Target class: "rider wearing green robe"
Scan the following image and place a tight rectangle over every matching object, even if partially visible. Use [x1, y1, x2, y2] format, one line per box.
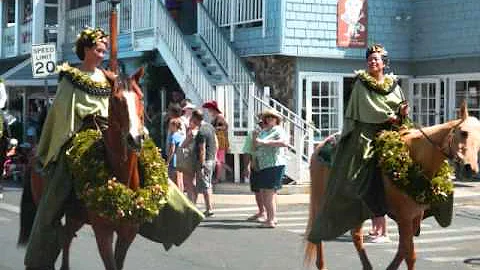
[308, 44, 408, 242]
[25, 60, 111, 268]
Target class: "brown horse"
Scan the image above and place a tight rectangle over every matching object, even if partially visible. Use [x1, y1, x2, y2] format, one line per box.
[305, 102, 480, 270]
[19, 67, 146, 270]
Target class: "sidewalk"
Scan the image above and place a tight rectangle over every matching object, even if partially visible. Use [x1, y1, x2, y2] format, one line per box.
[206, 181, 480, 206]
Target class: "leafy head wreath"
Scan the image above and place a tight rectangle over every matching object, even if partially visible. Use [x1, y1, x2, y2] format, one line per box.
[74, 27, 109, 61]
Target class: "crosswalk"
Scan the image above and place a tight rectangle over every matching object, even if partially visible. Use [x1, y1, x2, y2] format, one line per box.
[201, 205, 480, 265]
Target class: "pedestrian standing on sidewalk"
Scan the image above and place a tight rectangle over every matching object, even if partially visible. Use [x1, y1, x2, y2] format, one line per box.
[166, 118, 186, 192]
[255, 109, 288, 228]
[242, 120, 266, 222]
[202, 100, 229, 184]
[187, 109, 217, 217]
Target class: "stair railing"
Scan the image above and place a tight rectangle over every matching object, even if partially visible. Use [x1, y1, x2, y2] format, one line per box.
[131, 0, 215, 104]
[198, 3, 321, 159]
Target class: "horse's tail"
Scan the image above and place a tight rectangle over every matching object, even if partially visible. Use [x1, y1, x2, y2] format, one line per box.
[304, 144, 328, 267]
[17, 166, 38, 246]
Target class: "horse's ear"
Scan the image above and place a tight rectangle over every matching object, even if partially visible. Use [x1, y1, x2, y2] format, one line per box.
[459, 99, 469, 120]
[131, 67, 144, 83]
[102, 69, 117, 83]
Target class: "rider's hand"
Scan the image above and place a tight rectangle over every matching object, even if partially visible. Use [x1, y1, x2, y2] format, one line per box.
[399, 103, 409, 117]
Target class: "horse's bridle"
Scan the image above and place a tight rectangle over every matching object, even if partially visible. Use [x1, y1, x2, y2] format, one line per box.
[411, 118, 465, 164]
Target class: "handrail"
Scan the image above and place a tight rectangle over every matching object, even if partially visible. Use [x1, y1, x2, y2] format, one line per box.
[152, 1, 215, 102]
[198, 2, 320, 143]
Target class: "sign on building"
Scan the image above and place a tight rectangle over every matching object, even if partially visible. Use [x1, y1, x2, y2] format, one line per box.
[31, 43, 57, 78]
[337, 0, 368, 48]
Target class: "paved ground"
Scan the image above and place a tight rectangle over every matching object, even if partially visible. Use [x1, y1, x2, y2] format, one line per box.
[0, 180, 479, 270]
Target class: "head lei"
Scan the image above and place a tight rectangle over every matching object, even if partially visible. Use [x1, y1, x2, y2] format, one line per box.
[74, 27, 109, 60]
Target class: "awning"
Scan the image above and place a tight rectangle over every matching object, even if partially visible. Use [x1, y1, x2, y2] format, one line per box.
[0, 55, 30, 76]
[1, 57, 58, 87]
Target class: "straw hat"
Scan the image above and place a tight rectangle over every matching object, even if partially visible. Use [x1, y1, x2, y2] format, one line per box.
[183, 101, 196, 110]
[202, 100, 222, 114]
[260, 109, 283, 123]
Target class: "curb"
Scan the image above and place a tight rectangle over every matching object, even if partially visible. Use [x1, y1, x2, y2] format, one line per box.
[213, 183, 310, 195]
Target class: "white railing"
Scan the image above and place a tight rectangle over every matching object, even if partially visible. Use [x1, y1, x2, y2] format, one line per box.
[198, 4, 259, 132]
[65, 1, 132, 43]
[199, 2, 321, 178]
[2, 26, 15, 57]
[66, 5, 90, 42]
[148, 1, 215, 103]
[132, 0, 154, 31]
[203, 0, 265, 41]
[19, 21, 32, 54]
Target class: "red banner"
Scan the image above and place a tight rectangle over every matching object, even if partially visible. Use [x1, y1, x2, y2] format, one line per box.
[337, 0, 368, 48]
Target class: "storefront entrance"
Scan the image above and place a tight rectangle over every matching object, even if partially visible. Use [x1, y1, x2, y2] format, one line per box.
[302, 75, 344, 142]
[451, 77, 480, 119]
[408, 78, 445, 126]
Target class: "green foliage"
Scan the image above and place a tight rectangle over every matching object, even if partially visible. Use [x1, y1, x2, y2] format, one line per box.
[376, 131, 454, 204]
[66, 130, 169, 223]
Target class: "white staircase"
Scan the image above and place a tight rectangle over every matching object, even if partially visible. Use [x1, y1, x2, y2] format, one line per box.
[128, 0, 321, 184]
[197, 3, 322, 183]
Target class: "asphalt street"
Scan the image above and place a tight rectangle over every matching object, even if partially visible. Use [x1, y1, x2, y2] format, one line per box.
[0, 183, 480, 270]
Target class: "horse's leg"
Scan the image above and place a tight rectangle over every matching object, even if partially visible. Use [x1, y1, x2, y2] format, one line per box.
[91, 221, 117, 270]
[386, 222, 404, 270]
[397, 219, 416, 270]
[315, 242, 327, 270]
[60, 216, 84, 270]
[114, 225, 138, 270]
[351, 224, 372, 270]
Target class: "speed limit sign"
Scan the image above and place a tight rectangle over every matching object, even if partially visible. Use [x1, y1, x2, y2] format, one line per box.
[32, 43, 57, 78]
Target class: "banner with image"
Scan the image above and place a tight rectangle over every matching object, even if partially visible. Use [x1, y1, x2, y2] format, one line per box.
[337, 0, 368, 48]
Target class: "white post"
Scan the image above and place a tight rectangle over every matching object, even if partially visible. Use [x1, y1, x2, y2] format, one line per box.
[229, 0, 235, 42]
[32, 0, 46, 44]
[153, 0, 158, 42]
[262, 0, 266, 38]
[91, 0, 95, 28]
[57, 0, 66, 59]
[263, 86, 270, 103]
[21, 89, 27, 142]
[0, 1, 4, 57]
[234, 153, 240, 183]
[130, 0, 134, 49]
[248, 83, 254, 130]
[14, 0, 20, 55]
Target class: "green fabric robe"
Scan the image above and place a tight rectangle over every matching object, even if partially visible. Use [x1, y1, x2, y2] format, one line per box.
[26, 68, 110, 268]
[36, 68, 109, 167]
[308, 77, 405, 242]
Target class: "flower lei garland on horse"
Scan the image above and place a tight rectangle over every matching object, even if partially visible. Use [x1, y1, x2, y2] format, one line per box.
[66, 129, 170, 223]
[376, 130, 455, 204]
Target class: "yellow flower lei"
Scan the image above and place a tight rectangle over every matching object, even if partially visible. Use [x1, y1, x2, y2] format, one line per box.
[57, 63, 111, 96]
[376, 131, 454, 204]
[355, 70, 397, 94]
[66, 130, 170, 222]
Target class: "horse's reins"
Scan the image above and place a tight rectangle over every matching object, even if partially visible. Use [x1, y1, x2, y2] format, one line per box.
[406, 115, 464, 163]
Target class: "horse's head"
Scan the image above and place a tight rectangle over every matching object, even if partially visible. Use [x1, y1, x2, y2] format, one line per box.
[108, 67, 145, 151]
[450, 102, 480, 177]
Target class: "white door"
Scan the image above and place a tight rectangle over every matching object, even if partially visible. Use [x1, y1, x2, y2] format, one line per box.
[450, 78, 480, 119]
[305, 76, 343, 140]
[408, 79, 444, 126]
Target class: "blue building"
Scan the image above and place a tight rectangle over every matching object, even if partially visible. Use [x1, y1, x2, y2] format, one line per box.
[0, 0, 479, 183]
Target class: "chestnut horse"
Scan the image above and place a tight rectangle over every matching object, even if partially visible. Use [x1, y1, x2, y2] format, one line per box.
[18, 67, 146, 270]
[305, 103, 480, 270]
